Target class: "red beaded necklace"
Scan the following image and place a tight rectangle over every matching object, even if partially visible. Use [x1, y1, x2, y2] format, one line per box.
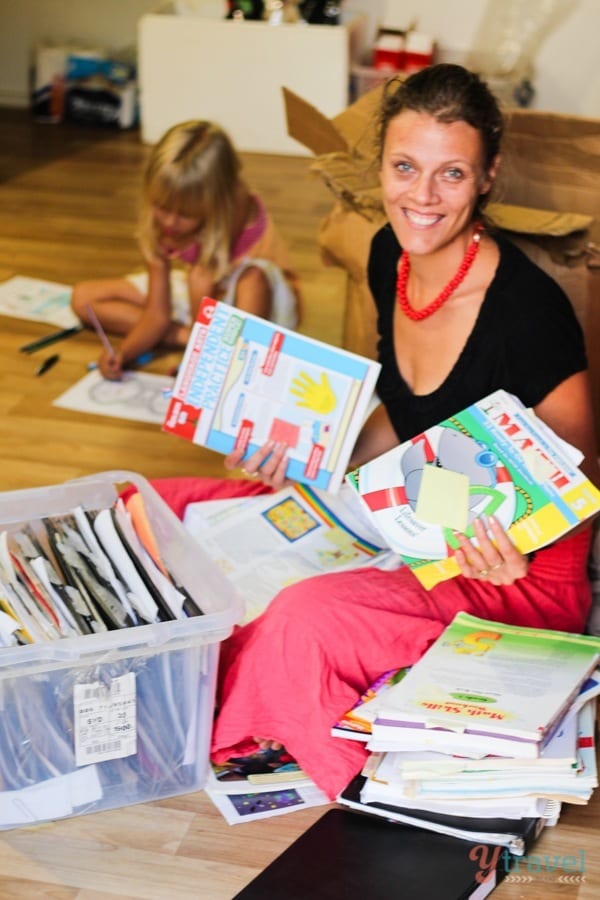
[396, 222, 484, 321]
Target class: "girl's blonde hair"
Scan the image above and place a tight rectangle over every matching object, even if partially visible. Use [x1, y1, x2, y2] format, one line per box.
[138, 120, 242, 280]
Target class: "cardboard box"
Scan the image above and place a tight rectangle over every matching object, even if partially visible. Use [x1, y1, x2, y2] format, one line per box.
[65, 54, 138, 129]
[0, 471, 242, 830]
[31, 46, 138, 128]
[283, 86, 600, 439]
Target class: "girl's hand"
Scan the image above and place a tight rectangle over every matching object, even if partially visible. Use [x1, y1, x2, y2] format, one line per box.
[152, 245, 174, 264]
[99, 348, 124, 381]
[453, 515, 530, 585]
[224, 440, 291, 490]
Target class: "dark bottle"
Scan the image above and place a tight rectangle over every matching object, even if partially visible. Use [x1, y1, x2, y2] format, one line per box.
[299, 1, 342, 25]
[226, 1, 265, 19]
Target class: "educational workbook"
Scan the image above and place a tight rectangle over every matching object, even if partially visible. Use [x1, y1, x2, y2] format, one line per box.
[162, 297, 381, 493]
[371, 612, 600, 759]
[346, 389, 600, 588]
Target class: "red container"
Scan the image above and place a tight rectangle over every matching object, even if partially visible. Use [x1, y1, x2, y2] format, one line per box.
[373, 34, 405, 72]
[404, 33, 434, 73]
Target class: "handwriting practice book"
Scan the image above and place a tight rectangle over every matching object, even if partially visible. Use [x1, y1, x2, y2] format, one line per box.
[162, 297, 381, 493]
[371, 612, 600, 759]
[346, 389, 600, 588]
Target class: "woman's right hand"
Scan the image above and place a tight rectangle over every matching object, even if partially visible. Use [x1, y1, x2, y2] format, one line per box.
[224, 440, 290, 490]
[99, 348, 125, 381]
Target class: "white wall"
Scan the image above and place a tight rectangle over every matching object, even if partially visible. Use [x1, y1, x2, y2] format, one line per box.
[1, 0, 599, 117]
[344, 0, 600, 117]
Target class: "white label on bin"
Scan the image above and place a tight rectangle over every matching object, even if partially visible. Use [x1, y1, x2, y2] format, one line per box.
[73, 673, 137, 766]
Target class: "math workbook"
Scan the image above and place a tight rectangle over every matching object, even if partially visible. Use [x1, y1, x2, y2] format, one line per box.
[162, 298, 381, 493]
[370, 612, 600, 760]
[346, 389, 600, 587]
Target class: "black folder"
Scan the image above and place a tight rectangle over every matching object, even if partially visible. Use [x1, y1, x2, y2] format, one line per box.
[233, 807, 511, 900]
[338, 774, 544, 856]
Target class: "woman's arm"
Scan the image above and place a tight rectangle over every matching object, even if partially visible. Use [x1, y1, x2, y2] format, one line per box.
[348, 402, 399, 469]
[533, 370, 600, 488]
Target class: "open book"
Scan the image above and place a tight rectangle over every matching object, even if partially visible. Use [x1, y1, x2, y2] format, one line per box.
[184, 482, 400, 625]
[162, 297, 381, 493]
[346, 389, 600, 588]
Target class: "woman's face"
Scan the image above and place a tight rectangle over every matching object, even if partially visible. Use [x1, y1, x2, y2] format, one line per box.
[379, 110, 497, 257]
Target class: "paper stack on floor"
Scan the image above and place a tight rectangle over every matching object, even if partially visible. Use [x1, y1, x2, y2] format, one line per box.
[335, 612, 600, 852]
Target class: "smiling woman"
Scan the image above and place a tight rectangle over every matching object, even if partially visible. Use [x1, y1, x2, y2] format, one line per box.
[149, 64, 600, 804]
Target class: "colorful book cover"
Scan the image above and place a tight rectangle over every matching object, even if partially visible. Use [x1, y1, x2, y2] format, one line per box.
[346, 389, 600, 588]
[373, 612, 600, 757]
[331, 667, 408, 740]
[162, 297, 381, 493]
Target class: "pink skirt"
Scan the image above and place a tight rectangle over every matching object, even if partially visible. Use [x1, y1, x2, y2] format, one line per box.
[152, 476, 593, 800]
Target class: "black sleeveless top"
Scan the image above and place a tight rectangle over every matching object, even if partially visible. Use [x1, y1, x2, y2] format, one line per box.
[367, 224, 587, 442]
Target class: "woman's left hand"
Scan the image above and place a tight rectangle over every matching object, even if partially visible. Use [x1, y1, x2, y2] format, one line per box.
[453, 515, 530, 585]
[224, 440, 291, 490]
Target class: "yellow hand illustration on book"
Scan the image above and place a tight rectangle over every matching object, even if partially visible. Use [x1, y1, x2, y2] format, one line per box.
[290, 371, 337, 414]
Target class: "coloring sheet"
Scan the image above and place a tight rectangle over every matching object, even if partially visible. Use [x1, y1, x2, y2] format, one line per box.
[0, 276, 80, 328]
[53, 369, 175, 425]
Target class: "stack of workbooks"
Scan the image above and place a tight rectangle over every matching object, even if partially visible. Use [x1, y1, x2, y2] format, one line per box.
[335, 612, 600, 854]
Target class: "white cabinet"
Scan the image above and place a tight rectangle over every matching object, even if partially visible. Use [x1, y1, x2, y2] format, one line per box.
[138, 14, 367, 154]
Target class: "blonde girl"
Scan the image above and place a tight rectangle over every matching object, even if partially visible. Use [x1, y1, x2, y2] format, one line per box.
[71, 120, 299, 379]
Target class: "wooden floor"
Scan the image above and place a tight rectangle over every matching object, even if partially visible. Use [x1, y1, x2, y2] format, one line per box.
[0, 109, 598, 899]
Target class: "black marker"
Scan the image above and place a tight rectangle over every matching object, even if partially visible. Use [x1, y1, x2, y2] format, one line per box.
[20, 324, 83, 354]
[35, 353, 60, 376]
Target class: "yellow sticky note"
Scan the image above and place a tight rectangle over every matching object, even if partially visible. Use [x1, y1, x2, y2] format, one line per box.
[415, 464, 470, 532]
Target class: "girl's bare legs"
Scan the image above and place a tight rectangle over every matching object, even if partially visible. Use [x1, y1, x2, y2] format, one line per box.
[71, 278, 147, 335]
[162, 320, 192, 349]
[72, 278, 191, 349]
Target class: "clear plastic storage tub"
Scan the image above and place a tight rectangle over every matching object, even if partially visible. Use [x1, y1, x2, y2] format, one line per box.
[0, 471, 243, 830]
